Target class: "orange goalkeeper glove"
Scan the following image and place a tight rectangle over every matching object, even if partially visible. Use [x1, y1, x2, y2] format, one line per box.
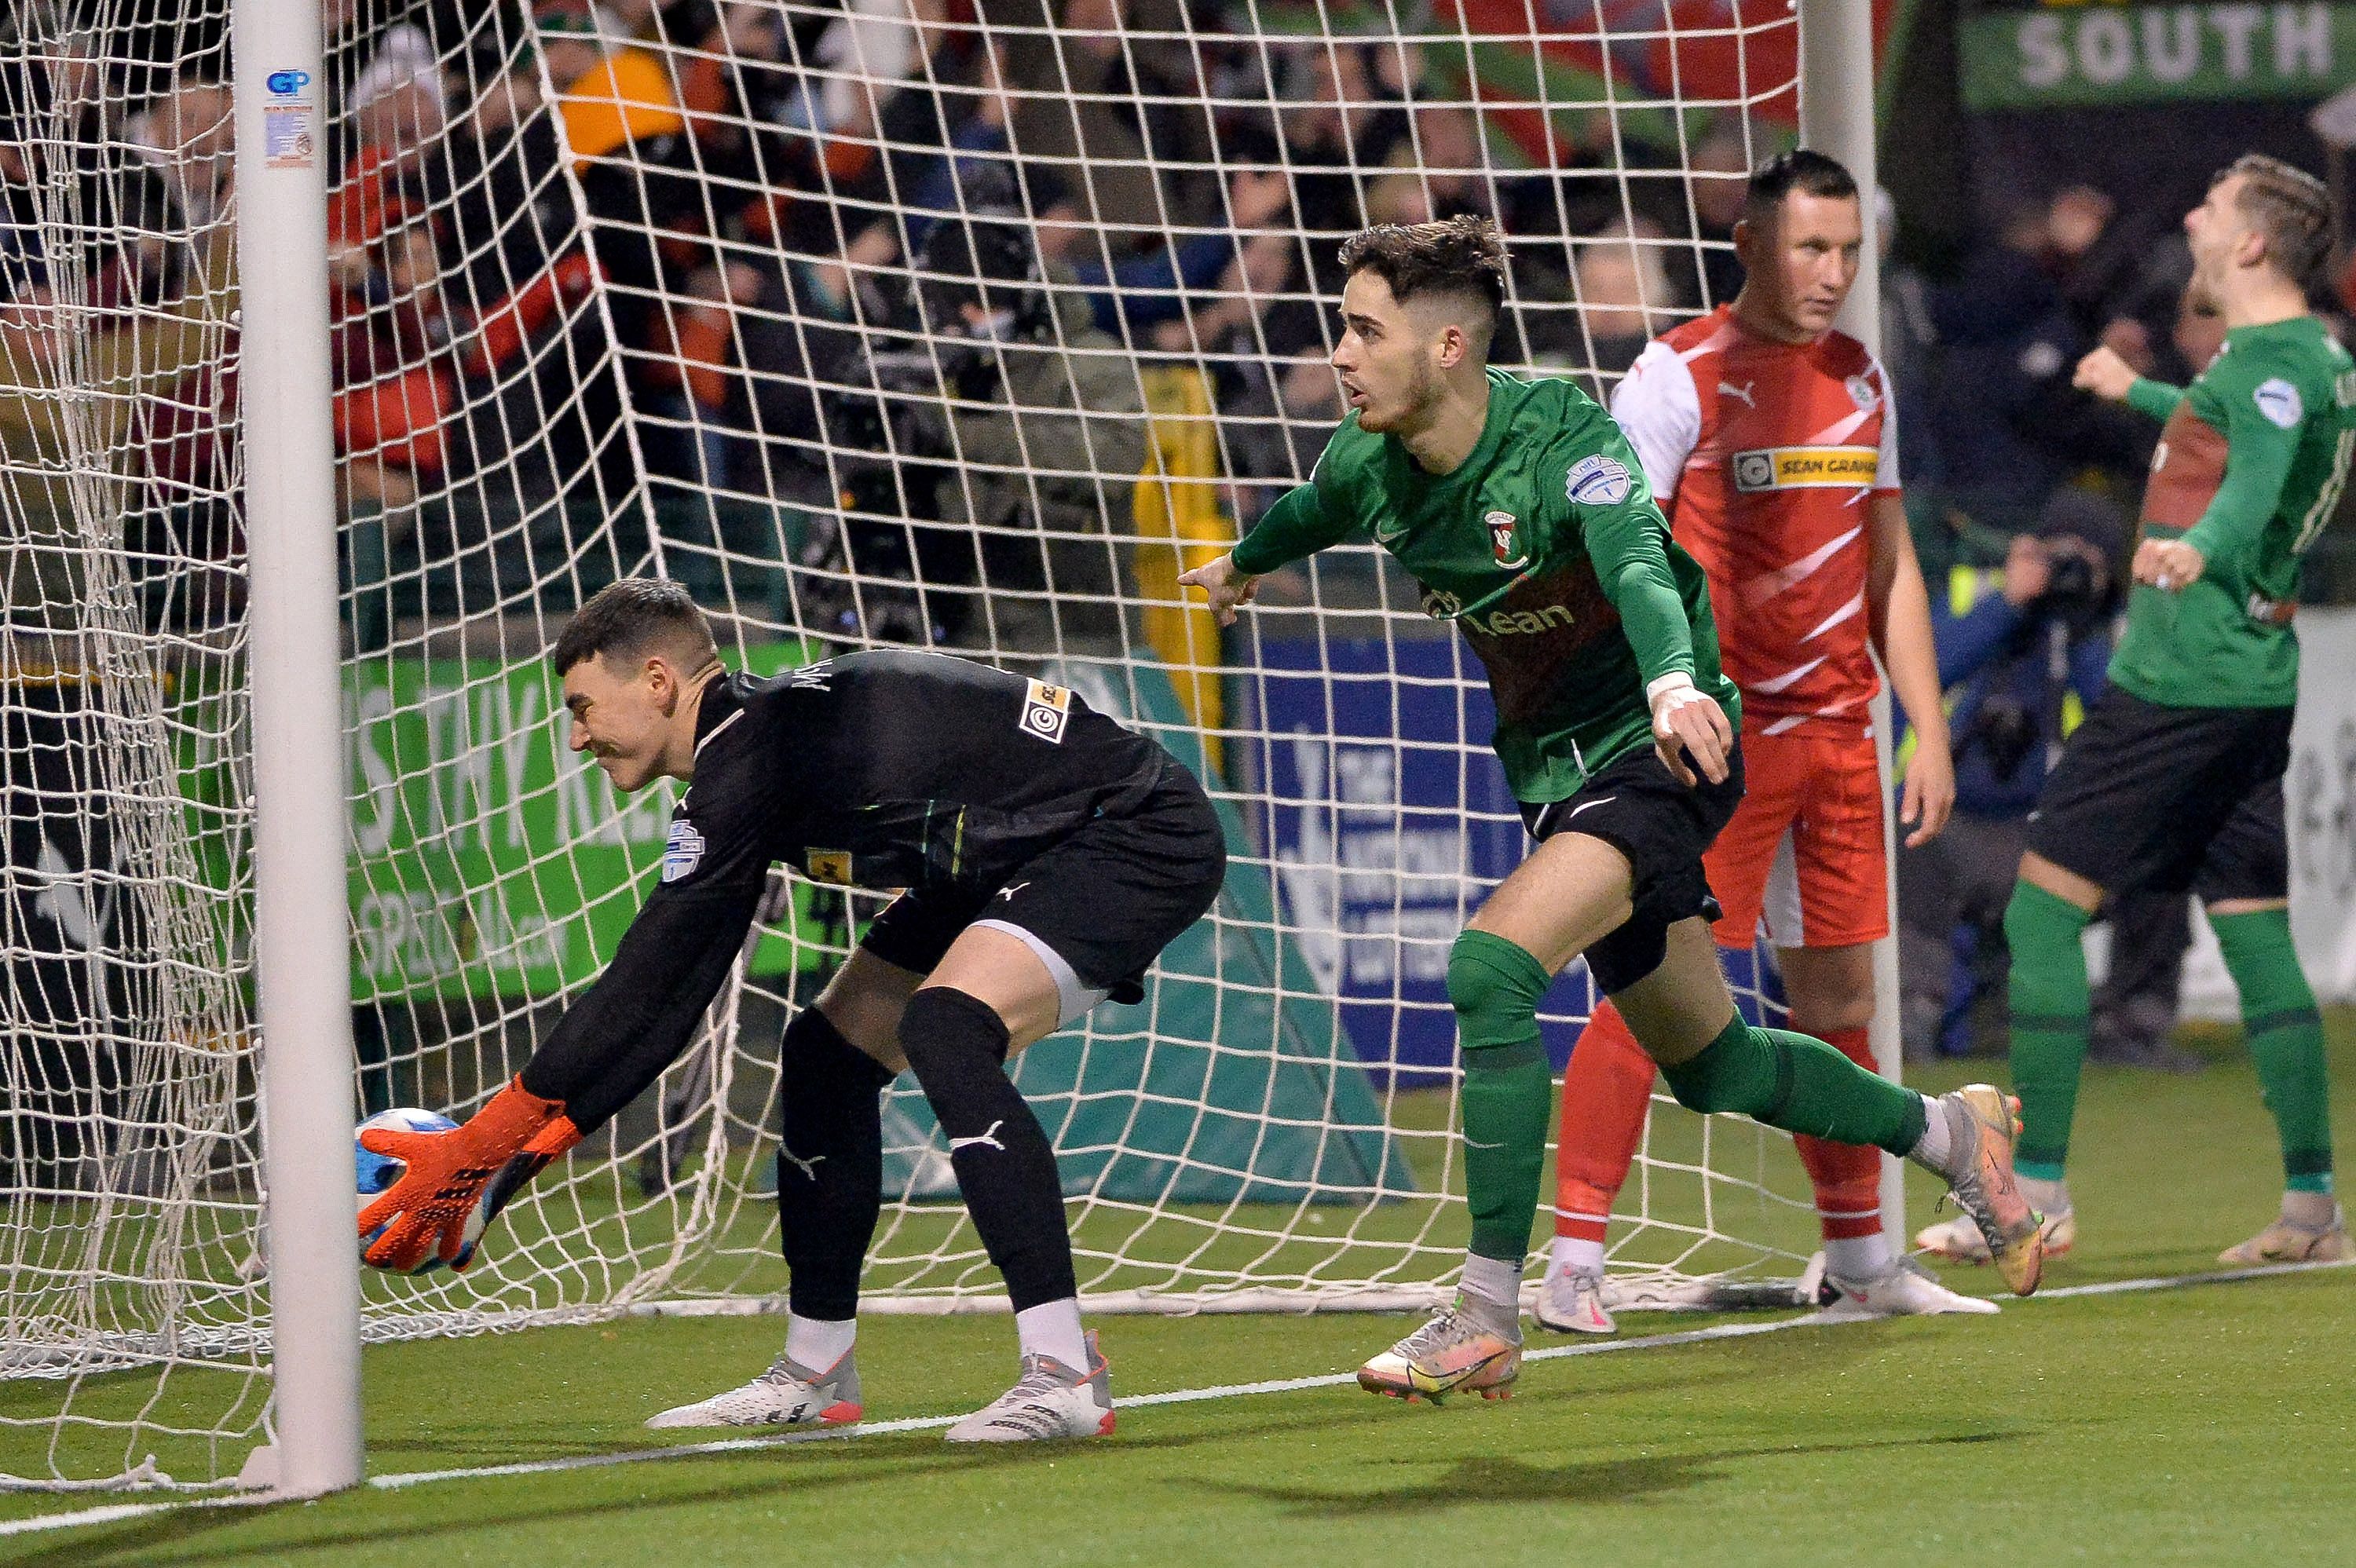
[357, 1078, 581, 1274]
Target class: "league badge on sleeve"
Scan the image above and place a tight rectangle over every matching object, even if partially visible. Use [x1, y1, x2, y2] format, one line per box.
[1485, 510, 1527, 568]
[2255, 378, 2304, 429]
[661, 819, 707, 883]
[1565, 452, 1632, 507]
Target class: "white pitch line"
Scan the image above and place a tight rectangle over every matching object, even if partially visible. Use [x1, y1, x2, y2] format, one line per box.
[2, 1255, 2345, 1542]
[2025, 1255, 2352, 1299]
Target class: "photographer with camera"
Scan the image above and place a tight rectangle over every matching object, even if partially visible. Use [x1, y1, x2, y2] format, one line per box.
[810, 197, 1146, 652]
[1896, 492, 2120, 1062]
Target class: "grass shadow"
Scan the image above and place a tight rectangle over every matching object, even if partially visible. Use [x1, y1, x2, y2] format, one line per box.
[1187, 1427, 2027, 1517]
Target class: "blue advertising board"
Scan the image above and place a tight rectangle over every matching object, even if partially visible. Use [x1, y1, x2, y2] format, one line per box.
[1248, 634, 1607, 1078]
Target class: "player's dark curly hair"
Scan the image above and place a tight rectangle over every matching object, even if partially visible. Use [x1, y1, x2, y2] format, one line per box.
[2217, 153, 2333, 288]
[551, 577, 719, 677]
[1744, 148, 1858, 225]
[1337, 215, 1508, 327]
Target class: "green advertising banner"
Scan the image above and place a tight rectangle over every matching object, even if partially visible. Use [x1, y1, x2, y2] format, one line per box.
[341, 641, 817, 1001]
[1959, 2, 2356, 111]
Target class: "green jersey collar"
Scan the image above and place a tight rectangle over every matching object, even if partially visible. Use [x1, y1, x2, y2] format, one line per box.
[2222, 314, 2326, 351]
[1384, 367, 1520, 494]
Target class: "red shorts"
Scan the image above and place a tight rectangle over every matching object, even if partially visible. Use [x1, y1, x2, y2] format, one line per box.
[1704, 727, 1889, 950]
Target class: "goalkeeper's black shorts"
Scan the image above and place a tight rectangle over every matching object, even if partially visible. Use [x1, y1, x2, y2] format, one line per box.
[859, 755, 1225, 1024]
[2025, 686, 2291, 901]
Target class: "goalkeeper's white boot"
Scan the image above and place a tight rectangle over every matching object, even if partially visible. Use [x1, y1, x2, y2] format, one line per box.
[944, 1330, 1115, 1443]
[1916, 1204, 2076, 1264]
[1817, 1255, 1999, 1320]
[1531, 1263, 1616, 1335]
[1357, 1293, 1522, 1403]
[645, 1347, 862, 1430]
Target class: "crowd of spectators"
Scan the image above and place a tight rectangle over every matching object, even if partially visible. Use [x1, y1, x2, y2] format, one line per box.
[9, 2, 2356, 1056]
[7, 0, 1765, 641]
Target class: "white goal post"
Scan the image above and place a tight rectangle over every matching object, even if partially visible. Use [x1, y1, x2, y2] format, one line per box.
[232, 0, 364, 1499]
[0, 0, 1888, 1493]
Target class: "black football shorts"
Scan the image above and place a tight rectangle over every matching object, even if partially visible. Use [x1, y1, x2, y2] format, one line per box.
[1522, 741, 1747, 995]
[2026, 686, 2291, 902]
[862, 755, 1227, 1023]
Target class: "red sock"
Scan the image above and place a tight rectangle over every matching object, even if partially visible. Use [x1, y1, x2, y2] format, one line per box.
[1552, 1001, 1656, 1241]
[1791, 1025, 1883, 1242]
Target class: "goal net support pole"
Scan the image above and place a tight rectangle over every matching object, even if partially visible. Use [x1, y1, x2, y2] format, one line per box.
[1800, 0, 1905, 1248]
[232, 0, 364, 1498]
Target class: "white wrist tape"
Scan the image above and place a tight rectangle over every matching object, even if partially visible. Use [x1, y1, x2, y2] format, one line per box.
[1646, 672, 1696, 706]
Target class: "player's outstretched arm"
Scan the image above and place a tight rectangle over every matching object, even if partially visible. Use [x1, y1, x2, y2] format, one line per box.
[1183, 481, 1359, 624]
[2076, 345, 2187, 423]
[1176, 551, 1260, 627]
[359, 795, 768, 1273]
[1865, 492, 1954, 846]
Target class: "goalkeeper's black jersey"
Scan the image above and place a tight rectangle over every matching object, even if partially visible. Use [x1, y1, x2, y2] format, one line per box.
[522, 649, 1167, 1127]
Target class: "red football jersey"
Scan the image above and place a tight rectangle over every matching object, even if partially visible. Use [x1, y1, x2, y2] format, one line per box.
[1611, 305, 1901, 739]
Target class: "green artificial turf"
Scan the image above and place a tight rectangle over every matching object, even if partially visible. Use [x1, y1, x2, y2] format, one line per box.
[5, 1018, 2354, 1566]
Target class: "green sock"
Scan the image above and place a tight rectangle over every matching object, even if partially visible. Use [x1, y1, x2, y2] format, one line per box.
[2004, 879, 2093, 1182]
[1657, 1015, 1929, 1154]
[1448, 930, 1556, 1263]
[2209, 908, 2334, 1195]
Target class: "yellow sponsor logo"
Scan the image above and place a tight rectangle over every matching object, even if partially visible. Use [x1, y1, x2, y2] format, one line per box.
[1466, 603, 1575, 638]
[805, 849, 853, 885]
[1731, 445, 1879, 492]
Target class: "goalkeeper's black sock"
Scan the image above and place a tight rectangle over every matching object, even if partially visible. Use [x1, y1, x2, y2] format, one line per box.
[898, 986, 1077, 1313]
[777, 1003, 897, 1325]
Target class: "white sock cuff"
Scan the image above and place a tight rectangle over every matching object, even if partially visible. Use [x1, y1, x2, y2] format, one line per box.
[1459, 1252, 1524, 1307]
[1015, 1298, 1090, 1372]
[785, 1313, 858, 1372]
[1821, 1232, 1893, 1281]
[2018, 1175, 2072, 1215]
[1907, 1093, 1952, 1172]
[1549, 1234, 1607, 1278]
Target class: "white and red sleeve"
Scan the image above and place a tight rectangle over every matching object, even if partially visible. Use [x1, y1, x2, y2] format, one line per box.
[1869, 353, 1902, 497]
[1608, 338, 1703, 507]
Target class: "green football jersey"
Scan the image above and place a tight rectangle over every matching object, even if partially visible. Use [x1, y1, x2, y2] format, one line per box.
[1231, 367, 1738, 802]
[2113, 315, 2356, 709]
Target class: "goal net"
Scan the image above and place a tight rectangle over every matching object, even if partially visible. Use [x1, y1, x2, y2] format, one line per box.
[0, 0, 1842, 1489]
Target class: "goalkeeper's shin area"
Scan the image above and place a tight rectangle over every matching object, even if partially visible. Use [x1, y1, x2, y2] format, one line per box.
[646, 1347, 863, 1431]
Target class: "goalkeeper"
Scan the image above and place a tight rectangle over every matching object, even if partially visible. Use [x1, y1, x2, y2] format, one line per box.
[356, 579, 1225, 1442]
[1922, 155, 2353, 1269]
[1182, 217, 2043, 1405]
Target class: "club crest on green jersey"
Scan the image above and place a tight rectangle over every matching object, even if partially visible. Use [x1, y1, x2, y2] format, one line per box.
[1485, 510, 1526, 568]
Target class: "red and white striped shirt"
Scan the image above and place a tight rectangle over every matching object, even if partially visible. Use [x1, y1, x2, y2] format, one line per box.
[1612, 305, 1901, 739]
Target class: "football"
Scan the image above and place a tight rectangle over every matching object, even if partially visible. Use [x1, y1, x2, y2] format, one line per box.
[357, 1108, 458, 1273]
